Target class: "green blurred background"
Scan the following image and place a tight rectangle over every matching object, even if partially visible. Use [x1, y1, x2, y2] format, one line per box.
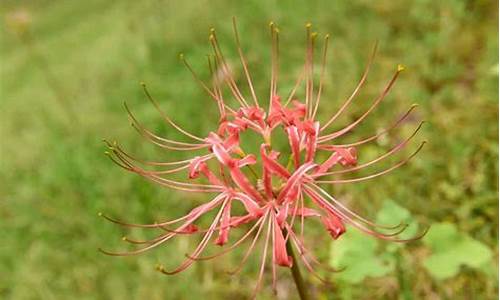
[1, 0, 498, 299]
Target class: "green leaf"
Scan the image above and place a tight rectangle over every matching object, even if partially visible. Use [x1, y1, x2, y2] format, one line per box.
[329, 228, 393, 284]
[376, 200, 419, 252]
[422, 223, 493, 280]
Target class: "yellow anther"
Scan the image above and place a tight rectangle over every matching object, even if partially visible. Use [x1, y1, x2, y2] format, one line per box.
[156, 264, 165, 271]
[397, 64, 406, 72]
[235, 147, 246, 157]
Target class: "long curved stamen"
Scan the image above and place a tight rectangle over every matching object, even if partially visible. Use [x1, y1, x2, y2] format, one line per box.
[316, 141, 426, 184]
[108, 151, 223, 193]
[311, 34, 330, 120]
[227, 209, 270, 275]
[123, 103, 205, 148]
[288, 229, 331, 284]
[104, 143, 194, 175]
[98, 233, 175, 256]
[321, 104, 418, 147]
[284, 197, 301, 242]
[287, 224, 343, 274]
[304, 23, 316, 119]
[121, 224, 201, 245]
[305, 186, 412, 238]
[186, 216, 265, 261]
[271, 213, 277, 293]
[141, 82, 206, 142]
[232, 17, 259, 108]
[345, 213, 429, 242]
[142, 171, 224, 190]
[269, 22, 280, 109]
[284, 68, 305, 107]
[250, 213, 273, 300]
[111, 148, 222, 189]
[103, 141, 200, 169]
[318, 121, 425, 176]
[158, 199, 229, 275]
[210, 55, 240, 116]
[308, 184, 406, 230]
[127, 163, 190, 176]
[120, 223, 200, 245]
[99, 212, 186, 228]
[319, 64, 405, 142]
[121, 236, 163, 245]
[99, 203, 223, 257]
[300, 193, 305, 240]
[130, 119, 205, 150]
[111, 142, 214, 167]
[305, 185, 403, 235]
[146, 175, 224, 193]
[209, 29, 250, 108]
[132, 124, 209, 151]
[99, 193, 228, 231]
[180, 53, 228, 110]
[320, 41, 378, 131]
[207, 54, 226, 117]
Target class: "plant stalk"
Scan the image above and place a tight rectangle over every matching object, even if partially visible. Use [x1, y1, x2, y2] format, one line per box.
[286, 239, 309, 300]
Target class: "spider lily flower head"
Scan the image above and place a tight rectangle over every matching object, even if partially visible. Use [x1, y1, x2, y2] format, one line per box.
[100, 18, 426, 297]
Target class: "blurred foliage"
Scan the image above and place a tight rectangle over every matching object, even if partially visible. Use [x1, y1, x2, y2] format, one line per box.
[330, 201, 495, 298]
[330, 224, 394, 284]
[0, 0, 498, 299]
[422, 222, 493, 280]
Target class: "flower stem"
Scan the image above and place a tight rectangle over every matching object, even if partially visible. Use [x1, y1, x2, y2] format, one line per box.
[286, 239, 309, 300]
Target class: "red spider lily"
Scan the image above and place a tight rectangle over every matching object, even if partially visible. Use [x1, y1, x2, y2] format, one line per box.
[100, 19, 426, 297]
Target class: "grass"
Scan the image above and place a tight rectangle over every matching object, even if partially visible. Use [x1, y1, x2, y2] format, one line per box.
[0, 0, 498, 299]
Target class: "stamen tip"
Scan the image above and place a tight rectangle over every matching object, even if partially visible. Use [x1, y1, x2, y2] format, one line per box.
[140, 81, 146, 87]
[121, 236, 127, 241]
[155, 264, 165, 272]
[397, 64, 406, 72]
[305, 22, 312, 28]
[179, 53, 184, 60]
[98, 212, 103, 217]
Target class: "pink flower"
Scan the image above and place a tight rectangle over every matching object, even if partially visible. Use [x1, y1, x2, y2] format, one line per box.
[100, 19, 426, 297]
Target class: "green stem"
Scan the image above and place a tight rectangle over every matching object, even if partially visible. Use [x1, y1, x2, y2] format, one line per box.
[286, 239, 309, 300]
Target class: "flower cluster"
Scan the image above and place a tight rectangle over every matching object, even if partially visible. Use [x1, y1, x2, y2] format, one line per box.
[100, 20, 425, 296]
